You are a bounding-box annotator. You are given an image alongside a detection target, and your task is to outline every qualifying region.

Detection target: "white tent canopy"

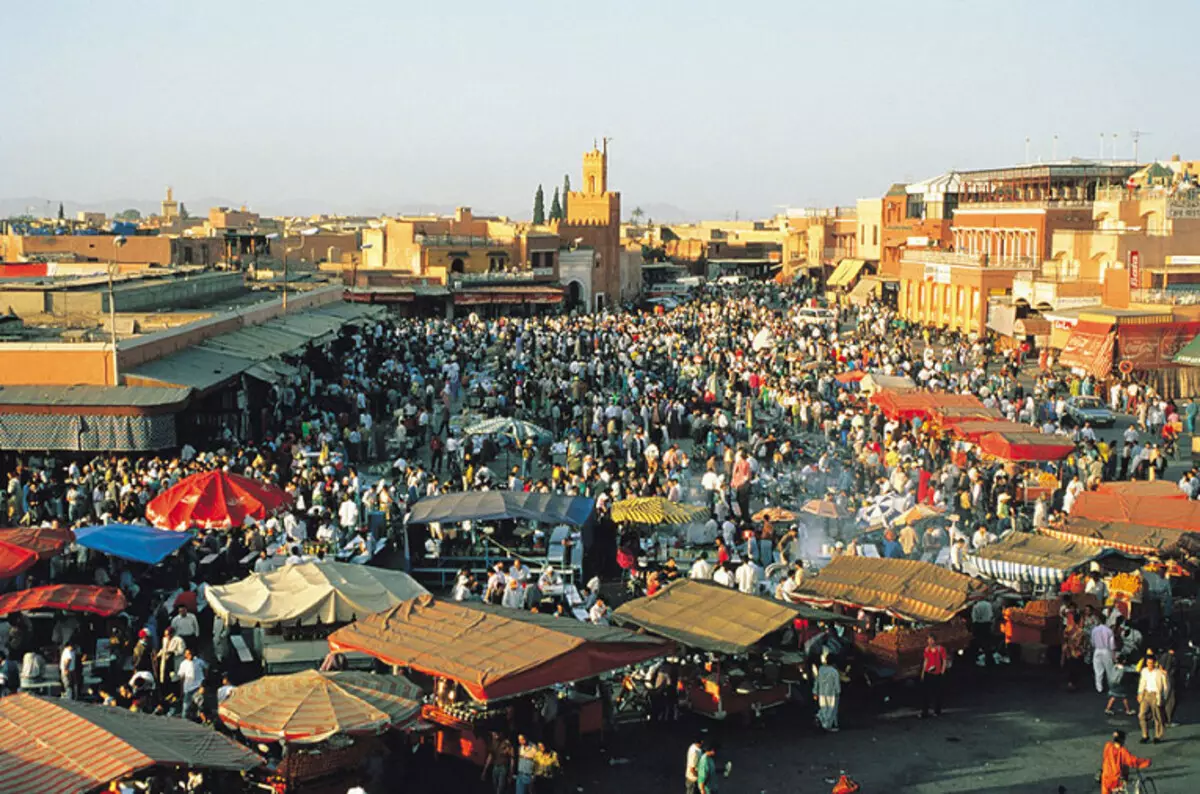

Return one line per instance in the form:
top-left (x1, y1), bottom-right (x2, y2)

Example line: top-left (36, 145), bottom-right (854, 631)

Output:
top-left (204, 562), bottom-right (428, 627)
top-left (860, 373), bottom-right (918, 396)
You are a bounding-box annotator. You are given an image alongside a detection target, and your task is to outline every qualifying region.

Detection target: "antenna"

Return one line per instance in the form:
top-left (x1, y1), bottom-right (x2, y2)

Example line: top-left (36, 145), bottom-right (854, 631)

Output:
top-left (1025, 137), bottom-right (1031, 164)
top-left (1130, 130), bottom-right (1151, 163)
top-left (1112, 133), bottom-right (1119, 163)
top-left (1099, 133), bottom-right (1105, 160)
top-left (1052, 134), bottom-right (1058, 161)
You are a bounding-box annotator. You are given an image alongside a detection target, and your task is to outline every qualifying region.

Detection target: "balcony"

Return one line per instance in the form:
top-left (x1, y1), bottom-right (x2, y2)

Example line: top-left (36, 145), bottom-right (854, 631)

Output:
top-left (902, 249), bottom-right (1039, 270)
top-left (1130, 288), bottom-right (1200, 306)
top-left (451, 268), bottom-right (555, 288)
top-left (957, 199), bottom-right (1092, 211)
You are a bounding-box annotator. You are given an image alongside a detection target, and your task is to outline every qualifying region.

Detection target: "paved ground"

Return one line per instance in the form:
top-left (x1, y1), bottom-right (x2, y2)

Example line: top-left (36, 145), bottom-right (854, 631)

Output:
top-left (561, 665), bottom-right (1198, 794)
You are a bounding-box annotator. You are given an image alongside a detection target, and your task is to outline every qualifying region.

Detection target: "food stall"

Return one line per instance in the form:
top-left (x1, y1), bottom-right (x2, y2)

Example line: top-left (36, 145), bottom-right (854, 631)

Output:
top-left (220, 670), bottom-right (422, 792)
top-left (612, 579), bottom-right (846, 721)
top-left (146, 469), bottom-right (293, 532)
top-left (328, 595), bottom-right (669, 765)
top-left (0, 693), bottom-right (263, 794)
top-left (405, 490), bottom-right (595, 588)
top-left (791, 556), bottom-right (985, 681)
top-left (203, 562), bottom-right (428, 673)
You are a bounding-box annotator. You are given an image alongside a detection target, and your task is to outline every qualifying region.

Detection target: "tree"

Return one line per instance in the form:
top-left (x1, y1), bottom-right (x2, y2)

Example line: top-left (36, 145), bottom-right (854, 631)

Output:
top-left (562, 174), bottom-right (570, 217)
top-left (57, 202), bottom-right (64, 221)
top-left (180, 203), bottom-right (189, 219)
top-left (630, 206), bottom-right (645, 226)
top-left (115, 208), bottom-right (142, 221)
top-left (549, 188), bottom-right (562, 221)
top-left (533, 185), bottom-right (545, 225)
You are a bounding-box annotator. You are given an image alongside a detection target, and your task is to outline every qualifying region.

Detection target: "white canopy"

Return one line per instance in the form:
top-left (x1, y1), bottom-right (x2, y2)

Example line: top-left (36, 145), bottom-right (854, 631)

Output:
top-left (861, 373), bottom-right (918, 396)
top-left (204, 562), bottom-right (428, 627)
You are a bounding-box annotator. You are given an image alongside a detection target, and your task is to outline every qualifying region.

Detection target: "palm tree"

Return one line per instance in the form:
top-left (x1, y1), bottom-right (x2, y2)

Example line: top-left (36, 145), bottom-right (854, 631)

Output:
top-left (630, 206), bottom-right (645, 226)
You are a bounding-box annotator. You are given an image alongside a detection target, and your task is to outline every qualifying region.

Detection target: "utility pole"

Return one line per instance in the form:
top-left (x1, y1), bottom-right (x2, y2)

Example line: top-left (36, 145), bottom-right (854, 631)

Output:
top-left (109, 236), bottom-right (127, 386)
top-left (1130, 130), bottom-right (1151, 164)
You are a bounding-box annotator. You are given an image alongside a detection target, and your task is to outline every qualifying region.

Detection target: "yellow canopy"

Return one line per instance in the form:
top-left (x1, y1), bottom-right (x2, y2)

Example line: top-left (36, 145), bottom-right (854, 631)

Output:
top-left (610, 497), bottom-right (708, 526)
top-left (827, 258), bottom-right (866, 288)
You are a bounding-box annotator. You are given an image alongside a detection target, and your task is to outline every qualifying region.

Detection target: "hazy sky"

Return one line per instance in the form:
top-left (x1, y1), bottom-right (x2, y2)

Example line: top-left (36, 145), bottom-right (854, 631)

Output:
top-left (6, 0), bottom-right (1197, 219)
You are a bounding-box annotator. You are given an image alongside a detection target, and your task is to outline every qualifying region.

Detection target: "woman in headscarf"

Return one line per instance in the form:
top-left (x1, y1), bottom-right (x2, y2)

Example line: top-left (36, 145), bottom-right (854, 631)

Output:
top-left (814, 652), bottom-right (842, 733)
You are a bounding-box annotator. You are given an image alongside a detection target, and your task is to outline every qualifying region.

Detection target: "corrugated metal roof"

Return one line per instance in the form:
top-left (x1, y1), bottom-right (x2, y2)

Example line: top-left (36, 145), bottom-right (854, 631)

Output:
top-left (0, 385), bottom-right (191, 408)
top-left (795, 556), bottom-right (985, 623)
top-left (129, 302), bottom-right (384, 391)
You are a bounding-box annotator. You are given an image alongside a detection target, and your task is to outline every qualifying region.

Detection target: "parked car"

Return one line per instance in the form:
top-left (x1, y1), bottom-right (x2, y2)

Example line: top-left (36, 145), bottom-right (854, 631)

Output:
top-left (1063, 395), bottom-right (1116, 427)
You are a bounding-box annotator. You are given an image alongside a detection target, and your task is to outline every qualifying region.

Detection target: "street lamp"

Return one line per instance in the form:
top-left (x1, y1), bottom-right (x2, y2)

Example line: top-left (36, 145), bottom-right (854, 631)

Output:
top-left (109, 235), bottom-right (127, 385)
top-left (268, 227), bottom-right (318, 312)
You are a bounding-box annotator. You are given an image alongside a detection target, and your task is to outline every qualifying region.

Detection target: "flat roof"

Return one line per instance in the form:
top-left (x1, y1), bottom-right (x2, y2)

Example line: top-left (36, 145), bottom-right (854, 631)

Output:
top-left (0, 385), bottom-right (192, 408)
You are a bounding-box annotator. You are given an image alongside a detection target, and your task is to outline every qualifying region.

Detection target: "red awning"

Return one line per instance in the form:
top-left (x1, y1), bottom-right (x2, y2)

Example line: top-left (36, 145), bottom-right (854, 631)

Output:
top-left (1058, 321), bottom-right (1114, 379)
top-left (0, 584), bottom-right (127, 617)
top-left (869, 391), bottom-right (986, 422)
top-left (0, 527), bottom-right (74, 560)
top-left (978, 431), bottom-right (1076, 462)
top-left (1116, 321), bottom-right (1200, 371)
top-left (835, 370), bottom-right (866, 383)
top-left (0, 541), bottom-right (37, 580)
top-left (146, 470), bottom-right (292, 531)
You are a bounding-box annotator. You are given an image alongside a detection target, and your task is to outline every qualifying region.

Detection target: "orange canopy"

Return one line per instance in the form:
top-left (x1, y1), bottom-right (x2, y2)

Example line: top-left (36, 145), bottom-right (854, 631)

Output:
top-left (950, 420), bottom-right (1033, 444)
top-left (978, 432), bottom-right (1076, 462)
top-left (869, 391), bottom-right (987, 422)
top-left (1093, 481), bottom-right (1188, 500)
top-left (834, 370), bottom-right (866, 384)
top-left (1070, 491), bottom-right (1200, 532)
top-left (927, 404), bottom-right (1003, 425)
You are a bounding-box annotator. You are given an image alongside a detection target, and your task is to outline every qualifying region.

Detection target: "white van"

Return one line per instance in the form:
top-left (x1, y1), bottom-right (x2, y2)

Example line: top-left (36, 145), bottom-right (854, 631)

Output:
top-left (793, 307), bottom-right (837, 326)
top-left (716, 274), bottom-right (745, 286)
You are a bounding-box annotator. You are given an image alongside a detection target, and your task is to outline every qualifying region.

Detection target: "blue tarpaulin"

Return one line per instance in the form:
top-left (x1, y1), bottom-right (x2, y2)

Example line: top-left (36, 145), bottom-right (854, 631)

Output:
top-left (73, 523), bottom-right (190, 564)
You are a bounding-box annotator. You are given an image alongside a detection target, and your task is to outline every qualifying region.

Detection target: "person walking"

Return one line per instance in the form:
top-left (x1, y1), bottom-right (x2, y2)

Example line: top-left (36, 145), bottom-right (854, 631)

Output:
top-left (1137, 654), bottom-right (1168, 744)
top-left (814, 653), bottom-right (842, 732)
top-left (514, 734), bottom-right (537, 794)
top-left (1091, 620), bottom-right (1118, 694)
top-left (58, 640), bottom-right (79, 700)
top-left (685, 739), bottom-right (705, 794)
top-left (919, 634), bottom-right (948, 718)
top-left (696, 744), bottom-right (719, 794)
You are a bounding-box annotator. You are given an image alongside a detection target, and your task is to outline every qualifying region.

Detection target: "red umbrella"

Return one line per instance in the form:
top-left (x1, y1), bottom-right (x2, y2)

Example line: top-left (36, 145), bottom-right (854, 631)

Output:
top-left (0, 540), bottom-right (37, 579)
top-left (146, 471), bottom-right (292, 532)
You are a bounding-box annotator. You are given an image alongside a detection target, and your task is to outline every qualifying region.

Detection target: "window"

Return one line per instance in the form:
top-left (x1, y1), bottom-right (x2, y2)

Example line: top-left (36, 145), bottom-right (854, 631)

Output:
top-left (872, 225), bottom-right (878, 246)
top-left (905, 195), bottom-right (925, 220)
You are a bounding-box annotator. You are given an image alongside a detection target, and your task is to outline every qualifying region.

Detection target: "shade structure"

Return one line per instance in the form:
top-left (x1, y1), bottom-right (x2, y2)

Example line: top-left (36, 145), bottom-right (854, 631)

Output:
top-left (1174, 332), bottom-right (1200, 366)
top-left (463, 416), bottom-right (552, 444)
top-left (948, 419), bottom-right (1032, 444)
top-left (752, 506), bottom-right (797, 523)
top-left (1069, 491), bottom-right (1200, 532)
top-left (0, 584), bottom-right (126, 617)
top-left (833, 370), bottom-right (865, 384)
top-left (328, 595), bottom-right (669, 702)
top-left (73, 523), bottom-right (190, 565)
top-left (610, 497), bottom-right (708, 526)
top-left (0, 694), bottom-right (262, 794)
top-left (868, 390), bottom-right (931, 421)
top-left (978, 432), bottom-right (1075, 462)
top-left (801, 498), bottom-right (851, 520)
top-left (0, 540), bottom-right (37, 579)
top-left (612, 579), bottom-right (847, 655)
top-left (146, 470), bottom-right (292, 531)
top-left (1041, 521), bottom-right (1200, 558)
top-left (1092, 480), bottom-right (1189, 500)
top-left (895, 503), bottom-right (945, 526)
top-left (0, 527), bottom-right (73, 560)
top-left (793, 556), bottom-right (985, 623)
top-left (860, 373), bottom-right (917, 396)
top-left (407, 491), bottom-right (594, 526)
top-left (205, 562), bottom-right (428, 628)
top-left (926, 404), bottom-right (1004, 426)
top-left (1058, 320), bottom-right (1115, 379)
top-left (967, 532), bottom-right (1122, 587)
top-left (219, 670), bottom-right (423, 744)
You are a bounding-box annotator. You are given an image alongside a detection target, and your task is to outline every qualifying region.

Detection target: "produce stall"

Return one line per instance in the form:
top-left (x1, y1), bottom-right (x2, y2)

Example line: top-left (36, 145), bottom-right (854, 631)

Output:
top-left (790, 557), bottom-right (986, 680)
top-left (967, 532), bottom-right (1139, 595)
top-left (612, 579), bottom-right (846, 721)
top-left (328, 595), bottom-right (669, 765)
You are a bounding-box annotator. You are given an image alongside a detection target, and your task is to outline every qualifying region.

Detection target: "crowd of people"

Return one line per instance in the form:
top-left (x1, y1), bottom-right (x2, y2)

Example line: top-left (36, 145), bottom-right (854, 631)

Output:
top-left (0, 279), bottom-right (1197, 793)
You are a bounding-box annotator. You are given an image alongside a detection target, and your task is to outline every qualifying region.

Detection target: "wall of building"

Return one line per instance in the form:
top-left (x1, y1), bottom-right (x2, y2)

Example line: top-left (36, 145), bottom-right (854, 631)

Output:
top-left (0, 344), bottom-right (115, 386)
top-left (558, 248), bottom-right (595, 310)
top-left (856, 198), bottom-right (882, 261)
top-left (619, 250), bottom-right (643, 302)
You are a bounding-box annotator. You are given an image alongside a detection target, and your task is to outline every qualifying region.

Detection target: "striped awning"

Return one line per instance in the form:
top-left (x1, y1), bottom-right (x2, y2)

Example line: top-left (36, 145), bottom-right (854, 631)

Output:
top-left (970, 555), bottom-right (1070, 587)
top-left (827, 258), bottom-right (866, 288)
top-left (610, 497), bottom-right (709, 526)
top-left (218, 670), bottom-right (423, 744)
top-left (0, 694), bottom-right (262, 794)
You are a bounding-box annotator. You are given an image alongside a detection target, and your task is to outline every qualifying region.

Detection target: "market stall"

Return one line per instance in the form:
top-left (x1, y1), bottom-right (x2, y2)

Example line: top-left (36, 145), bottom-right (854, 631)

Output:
top-left (72, 522), bottom-right (191, 565)
top-left (977, 431), bottom-right (1076, 462)
top-left (1068, 489), bottom-right (1200, 532)
top-left (328, 594), bottom-right (669, 764)
top-left (859, 373), bottom-right (917, 397)
top-left (204, 562), bottom-right (427, 672)
top-left (612, 579), bottom-right (845, 720)
top-left (967, 532), bottom-right (1138, 594)
top-left (791, 556), bottom-right (985, 680)
top-left (146, 469), bottom-right (293, 531)
top-left (220, 670), bottom-right (422, 790)
top-left (406, 491), bottom-right (594, 586)
top-left (0, 693), bottom-right (263, 794)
